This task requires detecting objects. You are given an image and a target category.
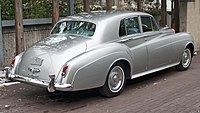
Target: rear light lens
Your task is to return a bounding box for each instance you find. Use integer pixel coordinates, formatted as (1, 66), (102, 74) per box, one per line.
(11, 58), (15, 68)
(61, 64), (68, 76)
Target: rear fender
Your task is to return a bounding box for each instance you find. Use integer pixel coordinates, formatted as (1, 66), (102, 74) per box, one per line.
(10, 52), (24, 74)
(63, 43), (132, 91)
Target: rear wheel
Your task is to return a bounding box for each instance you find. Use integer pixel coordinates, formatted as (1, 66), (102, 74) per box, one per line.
(98, 62), (126, 97)
(175, 47), (192, 71)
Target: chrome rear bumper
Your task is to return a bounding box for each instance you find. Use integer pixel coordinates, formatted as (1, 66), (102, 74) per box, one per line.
(2, 67), (72, 92)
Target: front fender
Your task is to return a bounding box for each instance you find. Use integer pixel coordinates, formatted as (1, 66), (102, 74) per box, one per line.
(171, 33), (195, 62)
(64, 43), (132, 91)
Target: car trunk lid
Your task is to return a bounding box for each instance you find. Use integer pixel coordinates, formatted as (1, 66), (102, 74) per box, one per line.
(16, 35), (88, 81)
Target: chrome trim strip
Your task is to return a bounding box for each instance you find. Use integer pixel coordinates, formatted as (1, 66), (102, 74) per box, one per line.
(131, 63), (179, 79)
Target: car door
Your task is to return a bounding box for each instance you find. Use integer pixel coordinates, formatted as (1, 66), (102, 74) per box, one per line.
(118, 16), (148, 75)
(140, 16), (174, 70)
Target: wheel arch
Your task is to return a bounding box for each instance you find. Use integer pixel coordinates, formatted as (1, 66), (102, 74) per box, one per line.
(109, 59), (132, 80)
(98, 59), (132, 97)
(185, 43), (194, 57)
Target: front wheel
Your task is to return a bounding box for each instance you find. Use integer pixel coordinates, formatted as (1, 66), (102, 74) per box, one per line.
(98, 62), (126, 97)
(175, 47), (192, 71)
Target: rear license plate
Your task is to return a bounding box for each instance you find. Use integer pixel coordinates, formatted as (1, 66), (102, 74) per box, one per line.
(31, 57), (43, 66)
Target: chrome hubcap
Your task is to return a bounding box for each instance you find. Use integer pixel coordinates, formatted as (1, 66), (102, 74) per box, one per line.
(108, 66), (125, 93)
(182, 48), (191, 68)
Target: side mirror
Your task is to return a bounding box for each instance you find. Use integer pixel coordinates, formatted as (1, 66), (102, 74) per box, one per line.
(160, 26), (170, 31)
(160, 26), (175, 34)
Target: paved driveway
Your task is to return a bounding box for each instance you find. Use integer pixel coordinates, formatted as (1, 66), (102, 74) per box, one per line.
(0, 55), (200, 113)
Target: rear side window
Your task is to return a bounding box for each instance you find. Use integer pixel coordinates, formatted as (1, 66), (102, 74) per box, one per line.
(119, 17), (140, 37)
(119, 20), (126, 37)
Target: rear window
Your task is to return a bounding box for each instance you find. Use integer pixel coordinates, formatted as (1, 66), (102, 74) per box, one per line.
(51, 21), (96, 37)
(119, 17), (140, 37)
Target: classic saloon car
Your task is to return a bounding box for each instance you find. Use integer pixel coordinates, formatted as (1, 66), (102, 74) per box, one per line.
(4, 11), (196, 97)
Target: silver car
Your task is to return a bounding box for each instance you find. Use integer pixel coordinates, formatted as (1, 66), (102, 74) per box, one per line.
(4, 11), (196, 97)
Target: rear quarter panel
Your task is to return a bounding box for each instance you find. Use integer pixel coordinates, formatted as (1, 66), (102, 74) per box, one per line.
(64, 43), (133, 91)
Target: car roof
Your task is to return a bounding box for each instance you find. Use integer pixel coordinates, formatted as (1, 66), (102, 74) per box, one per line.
(59, 10), (152, 23)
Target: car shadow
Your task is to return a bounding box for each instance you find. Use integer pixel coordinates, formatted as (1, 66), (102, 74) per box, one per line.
(46, 88), (101, 103)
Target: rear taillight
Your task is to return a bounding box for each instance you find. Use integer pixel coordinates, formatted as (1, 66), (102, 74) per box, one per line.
(61, 64), (68, 76)
(11, 58), (15, 68)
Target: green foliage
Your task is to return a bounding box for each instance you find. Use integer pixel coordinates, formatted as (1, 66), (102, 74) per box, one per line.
(144, 0), (161, 16)
(59, 0), (67, 17)
(75, 0), (83, 13)
(0, 0), (15, 20)
(0, 0), (161, 20)
(22, 0), (53, 19)
(145, 7), (161, 16)
(0, 0), (83, 20)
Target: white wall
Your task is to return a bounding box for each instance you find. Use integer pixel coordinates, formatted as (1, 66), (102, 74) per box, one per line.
(186, 1), (200, 50)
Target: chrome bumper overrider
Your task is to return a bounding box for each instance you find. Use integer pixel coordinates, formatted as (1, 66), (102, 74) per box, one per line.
(2, 67), (72, 92)
(194, 51), (198, 56)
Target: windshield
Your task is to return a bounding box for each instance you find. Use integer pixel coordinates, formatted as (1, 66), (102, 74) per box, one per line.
(51, 21), (96, 37)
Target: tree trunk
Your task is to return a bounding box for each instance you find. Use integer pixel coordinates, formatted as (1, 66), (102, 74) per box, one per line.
(52, 0), (59, 26)
(117, 0), (121, 10)
(0, 7), (4, 65)
(83, 0), (90, 12)
(106, 0), (113, 11)
(161, 0), (167, 27)
(156, 0), (159, 9)
(171, 0), (174, 28)
(173, 0), (180, 32)
(100, 0), (102, 6)
(15, 0), (24, 54)
(137, 0), (143, 11)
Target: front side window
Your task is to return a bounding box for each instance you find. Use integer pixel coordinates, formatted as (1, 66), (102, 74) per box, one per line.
(141, 16), (153, 32)
(119, 17), (140, 37)
(51, 21), (96, 37)
(141, 16), (159, 32)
